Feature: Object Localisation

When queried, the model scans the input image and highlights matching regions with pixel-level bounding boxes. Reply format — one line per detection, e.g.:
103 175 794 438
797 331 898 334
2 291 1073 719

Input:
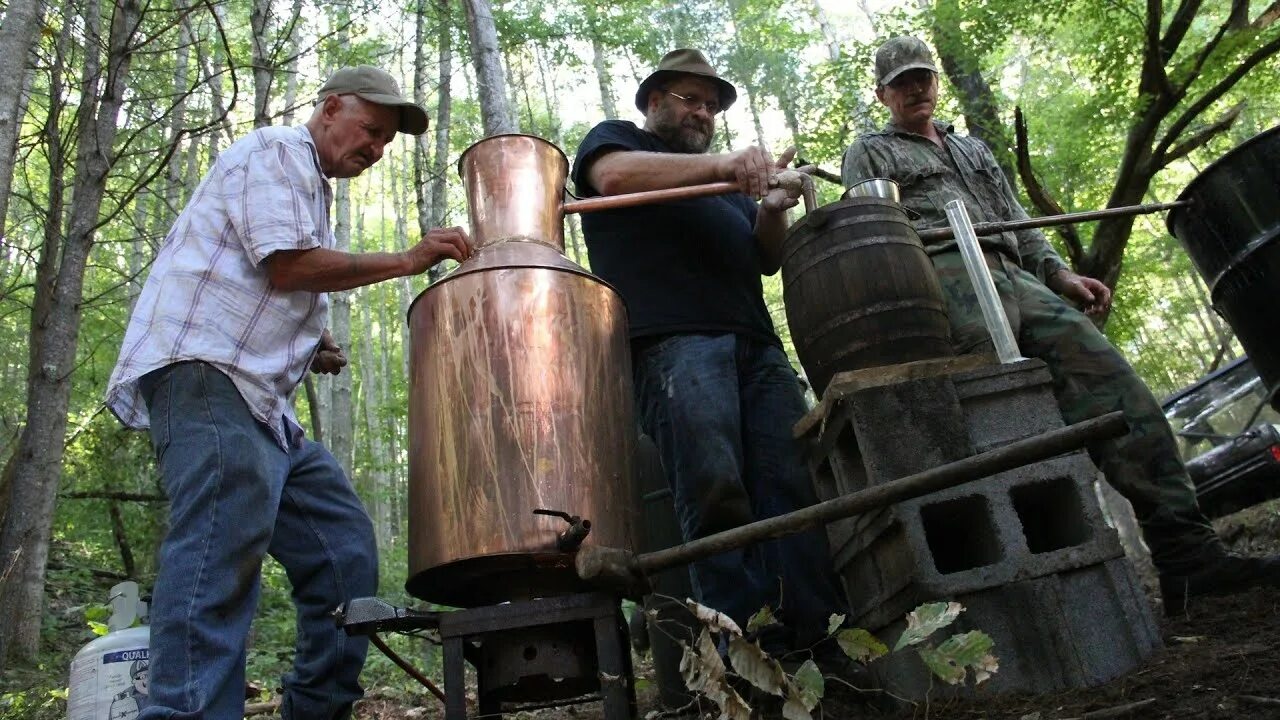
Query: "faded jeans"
633 333 848 649
137 362 377 720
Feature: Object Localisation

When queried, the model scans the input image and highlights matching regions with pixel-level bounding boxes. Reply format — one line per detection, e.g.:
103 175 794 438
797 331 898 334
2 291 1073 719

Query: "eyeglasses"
667 91 722 116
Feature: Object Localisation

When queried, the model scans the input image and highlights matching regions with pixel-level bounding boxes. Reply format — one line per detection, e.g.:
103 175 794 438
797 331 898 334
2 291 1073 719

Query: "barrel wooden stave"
782 197 953 396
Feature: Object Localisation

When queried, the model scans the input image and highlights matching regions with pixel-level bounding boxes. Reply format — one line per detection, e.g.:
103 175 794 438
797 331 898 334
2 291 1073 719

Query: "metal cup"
844 177 901 202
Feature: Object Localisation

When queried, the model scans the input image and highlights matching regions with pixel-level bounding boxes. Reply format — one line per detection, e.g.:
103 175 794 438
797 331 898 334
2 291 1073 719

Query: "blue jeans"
137 362 378 720
633 334 848 649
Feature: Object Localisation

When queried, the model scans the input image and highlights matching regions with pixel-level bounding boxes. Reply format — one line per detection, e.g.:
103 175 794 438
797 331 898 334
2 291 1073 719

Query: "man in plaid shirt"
106 66 469 720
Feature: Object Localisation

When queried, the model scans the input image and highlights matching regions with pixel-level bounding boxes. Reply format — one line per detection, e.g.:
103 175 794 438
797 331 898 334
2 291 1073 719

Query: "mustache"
681 118 711 134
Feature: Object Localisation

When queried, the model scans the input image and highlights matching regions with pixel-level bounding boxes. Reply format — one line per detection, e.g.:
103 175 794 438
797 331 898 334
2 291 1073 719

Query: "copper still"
406 135 638 607
405 135 817 606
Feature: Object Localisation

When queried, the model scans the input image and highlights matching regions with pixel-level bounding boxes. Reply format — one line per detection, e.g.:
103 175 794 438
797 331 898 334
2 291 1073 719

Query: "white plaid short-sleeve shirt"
107 125 333 450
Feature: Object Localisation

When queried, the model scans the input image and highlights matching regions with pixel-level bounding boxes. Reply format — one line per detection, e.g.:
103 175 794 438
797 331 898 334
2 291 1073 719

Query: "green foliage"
680 597 995 718
893 600 963 651
836 627 889 664
918 630 998 685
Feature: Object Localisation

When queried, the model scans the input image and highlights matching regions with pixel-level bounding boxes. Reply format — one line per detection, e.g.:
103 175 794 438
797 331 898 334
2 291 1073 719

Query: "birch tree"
0 0 44 241
462 0 517 135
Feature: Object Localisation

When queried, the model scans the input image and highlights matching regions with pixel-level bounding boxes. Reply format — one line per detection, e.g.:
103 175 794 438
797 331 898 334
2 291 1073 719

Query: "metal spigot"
533 508 593 552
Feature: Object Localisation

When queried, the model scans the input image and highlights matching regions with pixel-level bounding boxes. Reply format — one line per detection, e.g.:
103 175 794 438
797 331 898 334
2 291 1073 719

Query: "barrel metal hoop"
803 325 954 364
800 297 950 340
1207 228 1280 297
785 236 928 281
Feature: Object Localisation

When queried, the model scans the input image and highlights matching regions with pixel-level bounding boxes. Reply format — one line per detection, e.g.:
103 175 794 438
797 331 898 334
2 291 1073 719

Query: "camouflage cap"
874 36 939 86
317 65 429 135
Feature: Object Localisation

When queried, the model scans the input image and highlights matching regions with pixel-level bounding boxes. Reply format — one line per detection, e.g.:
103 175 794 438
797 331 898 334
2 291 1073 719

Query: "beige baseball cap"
317 65 429 135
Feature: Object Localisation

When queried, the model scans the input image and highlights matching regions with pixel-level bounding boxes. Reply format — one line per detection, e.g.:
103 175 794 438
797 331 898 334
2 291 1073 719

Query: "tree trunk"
412 0 435 245
931 1 1015 184
390 154 413 377
251 0 274 129
461 0 517 135
329 180 354 476
807 0 841 62
0 0 44 241
128 189 147 314
280 0 304 126
162 21 192 225
584 3 618 119
747 88 768 150
0 0 142 665
427 0 454 283
194 7 236 151
355 296 390 543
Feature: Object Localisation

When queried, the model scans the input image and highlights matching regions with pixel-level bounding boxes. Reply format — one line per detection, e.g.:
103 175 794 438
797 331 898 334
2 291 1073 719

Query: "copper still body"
406 135 637 607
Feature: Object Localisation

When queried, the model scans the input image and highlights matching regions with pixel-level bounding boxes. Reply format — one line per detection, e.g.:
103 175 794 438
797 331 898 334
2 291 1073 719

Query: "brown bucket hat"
634 49 738 114
317 65 429 136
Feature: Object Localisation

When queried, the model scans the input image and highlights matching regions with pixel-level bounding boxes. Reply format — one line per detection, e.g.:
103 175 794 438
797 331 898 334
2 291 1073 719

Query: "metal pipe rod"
562 172 818 216
370 633 447 703
917 200 1190 243
633 411 1127 575
561 181 740 214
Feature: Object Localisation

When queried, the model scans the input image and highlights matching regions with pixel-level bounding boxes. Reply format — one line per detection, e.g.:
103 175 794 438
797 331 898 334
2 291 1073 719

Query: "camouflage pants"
931 250 1218 570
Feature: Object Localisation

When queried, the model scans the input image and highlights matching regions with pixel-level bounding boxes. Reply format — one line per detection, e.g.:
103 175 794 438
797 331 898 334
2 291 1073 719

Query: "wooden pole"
633 411 1127 574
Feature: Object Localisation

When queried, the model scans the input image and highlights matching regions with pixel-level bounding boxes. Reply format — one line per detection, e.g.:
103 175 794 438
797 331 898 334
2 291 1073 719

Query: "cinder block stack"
797 357 1160 698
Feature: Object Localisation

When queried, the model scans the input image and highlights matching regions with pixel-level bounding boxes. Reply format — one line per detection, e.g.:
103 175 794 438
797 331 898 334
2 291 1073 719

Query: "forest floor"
343 501 1280 720
5 502 1279 720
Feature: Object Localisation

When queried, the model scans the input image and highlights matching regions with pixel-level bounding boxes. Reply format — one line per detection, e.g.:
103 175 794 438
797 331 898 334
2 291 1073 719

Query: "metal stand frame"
437 591 636 720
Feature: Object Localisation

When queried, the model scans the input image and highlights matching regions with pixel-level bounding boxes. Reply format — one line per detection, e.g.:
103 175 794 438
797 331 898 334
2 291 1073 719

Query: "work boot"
1158 549 1280 614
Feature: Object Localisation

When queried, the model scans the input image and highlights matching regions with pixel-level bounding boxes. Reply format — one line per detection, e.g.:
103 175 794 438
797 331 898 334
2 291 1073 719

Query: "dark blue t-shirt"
570 120 780 346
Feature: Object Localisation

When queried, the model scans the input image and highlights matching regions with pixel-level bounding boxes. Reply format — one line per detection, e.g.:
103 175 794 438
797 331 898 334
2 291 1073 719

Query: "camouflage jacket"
841 120 1068 283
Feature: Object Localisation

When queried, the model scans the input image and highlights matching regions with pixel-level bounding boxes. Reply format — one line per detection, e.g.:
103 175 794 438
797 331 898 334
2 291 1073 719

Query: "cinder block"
951 360 1065 452
801 359 1124 629
841 452 1125 630
798 358 1159 698
868 557 1159 700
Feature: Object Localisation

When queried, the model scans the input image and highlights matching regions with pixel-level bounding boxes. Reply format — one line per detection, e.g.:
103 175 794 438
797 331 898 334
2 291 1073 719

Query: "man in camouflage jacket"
842 36 1280 610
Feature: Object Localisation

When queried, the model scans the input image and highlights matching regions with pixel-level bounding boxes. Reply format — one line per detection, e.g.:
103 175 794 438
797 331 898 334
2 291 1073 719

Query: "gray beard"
648 105 714 154
657 125 713 154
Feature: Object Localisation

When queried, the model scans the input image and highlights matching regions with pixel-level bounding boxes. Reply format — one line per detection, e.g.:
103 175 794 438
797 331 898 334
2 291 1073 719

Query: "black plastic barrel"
1167 126 1280 409
781 196 954 397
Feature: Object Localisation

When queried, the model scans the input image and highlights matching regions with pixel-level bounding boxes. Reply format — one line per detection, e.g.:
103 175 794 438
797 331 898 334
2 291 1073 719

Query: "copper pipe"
562 171 817 215
561 181 740 214
917 200 1191 242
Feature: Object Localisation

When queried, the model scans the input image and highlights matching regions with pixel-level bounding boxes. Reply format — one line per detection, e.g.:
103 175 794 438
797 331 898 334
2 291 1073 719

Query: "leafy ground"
4 503 1280 720
338 502 1280 720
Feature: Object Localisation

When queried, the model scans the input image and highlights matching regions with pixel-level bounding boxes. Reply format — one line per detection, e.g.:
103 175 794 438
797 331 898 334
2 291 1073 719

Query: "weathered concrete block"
799 358 1159 698
868 557 1159 700
839 452 1126 630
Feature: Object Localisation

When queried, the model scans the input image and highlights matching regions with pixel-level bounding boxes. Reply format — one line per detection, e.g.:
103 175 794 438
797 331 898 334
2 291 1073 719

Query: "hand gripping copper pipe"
561 171 817 216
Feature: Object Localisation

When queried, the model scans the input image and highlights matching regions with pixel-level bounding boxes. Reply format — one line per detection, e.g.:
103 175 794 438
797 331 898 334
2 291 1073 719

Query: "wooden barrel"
781 196 953 396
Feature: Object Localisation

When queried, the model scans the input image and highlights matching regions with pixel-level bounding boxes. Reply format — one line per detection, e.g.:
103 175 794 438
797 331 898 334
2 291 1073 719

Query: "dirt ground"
345 502 1280 720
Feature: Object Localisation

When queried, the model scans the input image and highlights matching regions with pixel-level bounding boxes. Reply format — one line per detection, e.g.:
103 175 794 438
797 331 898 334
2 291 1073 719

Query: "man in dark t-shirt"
571 49 849 656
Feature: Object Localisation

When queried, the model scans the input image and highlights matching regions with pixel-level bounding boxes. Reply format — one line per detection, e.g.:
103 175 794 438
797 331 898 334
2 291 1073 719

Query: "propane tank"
67 581 151 720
